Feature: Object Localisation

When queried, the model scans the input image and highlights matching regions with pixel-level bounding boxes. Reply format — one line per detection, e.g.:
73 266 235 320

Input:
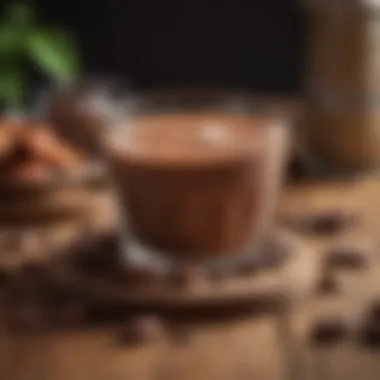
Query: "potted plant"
0 2 80 115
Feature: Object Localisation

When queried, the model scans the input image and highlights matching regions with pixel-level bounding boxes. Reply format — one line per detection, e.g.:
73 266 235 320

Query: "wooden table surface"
2 175 380 380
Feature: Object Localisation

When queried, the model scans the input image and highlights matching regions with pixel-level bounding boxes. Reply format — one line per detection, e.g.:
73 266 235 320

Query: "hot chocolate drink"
107 113 288 262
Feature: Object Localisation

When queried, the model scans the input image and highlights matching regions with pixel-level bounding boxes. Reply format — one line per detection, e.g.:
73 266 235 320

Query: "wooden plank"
0 319 283 380
2 176 380 380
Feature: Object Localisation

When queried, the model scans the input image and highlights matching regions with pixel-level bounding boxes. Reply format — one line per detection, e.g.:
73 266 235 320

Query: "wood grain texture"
1 176 380 380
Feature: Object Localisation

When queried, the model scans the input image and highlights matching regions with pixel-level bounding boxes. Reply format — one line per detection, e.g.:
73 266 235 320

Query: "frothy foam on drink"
109 114 267 166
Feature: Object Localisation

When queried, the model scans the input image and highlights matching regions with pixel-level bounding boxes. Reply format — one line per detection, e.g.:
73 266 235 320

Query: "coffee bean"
359 317 380 348
310 317 349 346
360 327 380 347
368 303 380 322
283 210 358 235
317 272 339 295
288 157 308 180
71 235 120 275
117 314 166 346
0 270 9 289
359 303 380 348
326 246 368 270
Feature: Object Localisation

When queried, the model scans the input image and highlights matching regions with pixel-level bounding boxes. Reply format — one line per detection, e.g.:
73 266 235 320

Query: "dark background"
10 0 307 93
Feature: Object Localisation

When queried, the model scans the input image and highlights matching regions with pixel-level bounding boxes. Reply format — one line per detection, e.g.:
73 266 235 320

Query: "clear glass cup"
102 90 291 273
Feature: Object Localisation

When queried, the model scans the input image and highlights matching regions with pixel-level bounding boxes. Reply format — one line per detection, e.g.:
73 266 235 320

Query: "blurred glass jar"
303 0 380 99
39 77 129 157
301 0 380 174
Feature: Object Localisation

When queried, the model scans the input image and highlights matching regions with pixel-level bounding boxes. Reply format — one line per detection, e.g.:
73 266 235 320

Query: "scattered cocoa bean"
359 303 380 348
71 234 120 275
317 272 339 295
368 302 380 322
0 270 9 289
326 246 369 270
288 157 308 180
283 210 358 235
360 326 380 348
310 316 350 346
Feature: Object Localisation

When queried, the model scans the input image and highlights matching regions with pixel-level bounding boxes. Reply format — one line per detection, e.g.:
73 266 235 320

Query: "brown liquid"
108 114 285 260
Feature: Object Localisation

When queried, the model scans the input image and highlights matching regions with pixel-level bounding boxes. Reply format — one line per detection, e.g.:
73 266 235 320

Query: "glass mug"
102 90 291 272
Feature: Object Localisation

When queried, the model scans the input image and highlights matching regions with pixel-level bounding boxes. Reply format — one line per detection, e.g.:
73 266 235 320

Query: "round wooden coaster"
50 229 321 310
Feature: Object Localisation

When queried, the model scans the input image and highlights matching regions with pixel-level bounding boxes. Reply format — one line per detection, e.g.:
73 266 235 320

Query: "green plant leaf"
26 28 79 87
0 69 23 112
0 23 29 55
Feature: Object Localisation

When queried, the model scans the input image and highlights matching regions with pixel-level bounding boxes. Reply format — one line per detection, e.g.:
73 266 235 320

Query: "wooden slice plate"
50 229 321 311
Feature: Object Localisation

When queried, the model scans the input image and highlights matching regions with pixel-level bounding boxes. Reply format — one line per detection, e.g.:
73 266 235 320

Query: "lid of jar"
306 86 380 112
300 0 380 13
